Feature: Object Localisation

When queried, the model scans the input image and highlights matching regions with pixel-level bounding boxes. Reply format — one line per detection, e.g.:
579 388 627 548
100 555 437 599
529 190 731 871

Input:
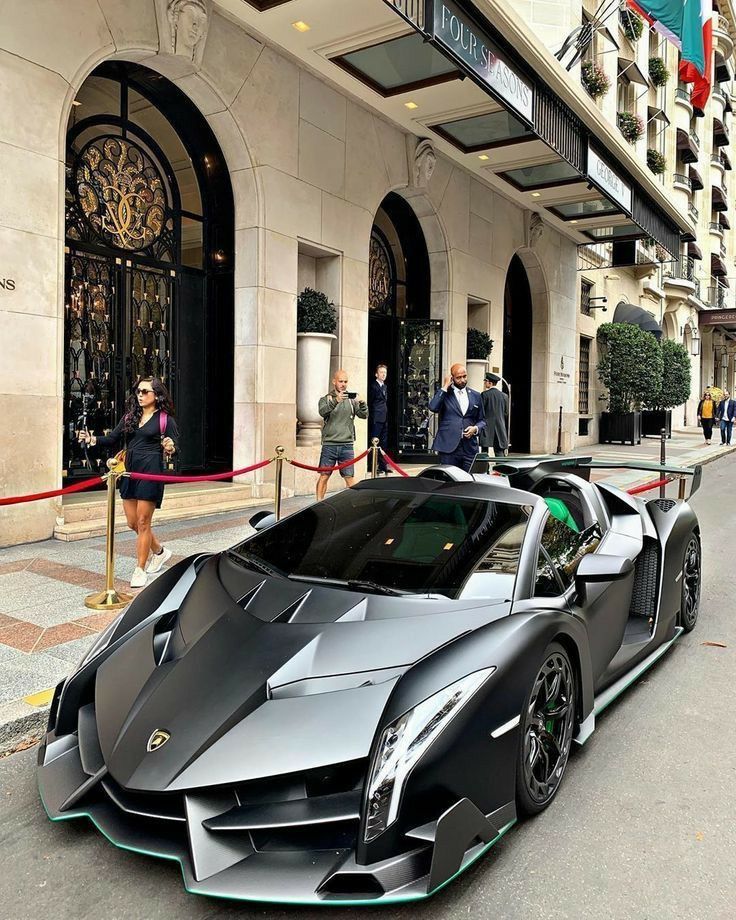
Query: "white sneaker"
146 546 172 574
130 566 148 588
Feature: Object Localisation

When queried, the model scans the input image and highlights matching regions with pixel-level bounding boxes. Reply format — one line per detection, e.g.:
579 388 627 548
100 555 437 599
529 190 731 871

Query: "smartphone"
346 391 357 399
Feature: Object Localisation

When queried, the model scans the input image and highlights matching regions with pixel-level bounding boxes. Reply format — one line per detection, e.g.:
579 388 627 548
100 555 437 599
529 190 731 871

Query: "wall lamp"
587 296 608 312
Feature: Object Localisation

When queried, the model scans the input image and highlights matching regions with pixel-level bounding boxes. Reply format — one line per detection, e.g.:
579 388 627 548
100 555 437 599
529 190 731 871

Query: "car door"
533 513 634 683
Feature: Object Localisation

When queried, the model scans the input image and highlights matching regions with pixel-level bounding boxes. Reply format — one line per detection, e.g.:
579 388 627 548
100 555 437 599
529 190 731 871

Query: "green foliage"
622 10 644 42
581 61 611 99
647 148 666 174
650 339 692 409
618 111 645 142
648 56 670 86
597 322 663 413
466 327 494 360
296 287 337 334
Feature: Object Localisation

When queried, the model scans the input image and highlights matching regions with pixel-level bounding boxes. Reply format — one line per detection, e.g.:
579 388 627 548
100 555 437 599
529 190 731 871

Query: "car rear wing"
470 454 703 499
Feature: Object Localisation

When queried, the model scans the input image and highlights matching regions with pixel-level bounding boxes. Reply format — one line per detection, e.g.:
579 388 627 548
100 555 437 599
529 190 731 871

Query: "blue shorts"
319 443 355 478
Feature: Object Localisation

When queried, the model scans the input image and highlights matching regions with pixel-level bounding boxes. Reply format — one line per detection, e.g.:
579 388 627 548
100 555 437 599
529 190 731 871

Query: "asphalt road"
1 461 735 920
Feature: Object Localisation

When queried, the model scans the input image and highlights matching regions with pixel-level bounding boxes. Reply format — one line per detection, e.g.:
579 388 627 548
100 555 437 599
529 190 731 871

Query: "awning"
618 57 648 86
713 117 730 147
677 127 699 163
711 253 729 277
712 184 728 211
722 150 733 170
715 55 732 84
613 302 662 339
689 165 704 190
688 242 703 260
647 105 670 126
720 213 731 230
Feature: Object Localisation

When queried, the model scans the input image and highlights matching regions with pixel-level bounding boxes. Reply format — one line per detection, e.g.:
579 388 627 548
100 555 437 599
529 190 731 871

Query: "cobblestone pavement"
0 426 732 741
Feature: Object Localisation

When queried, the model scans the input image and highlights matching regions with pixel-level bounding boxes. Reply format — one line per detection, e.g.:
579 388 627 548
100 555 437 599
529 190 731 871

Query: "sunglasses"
136 387 154 395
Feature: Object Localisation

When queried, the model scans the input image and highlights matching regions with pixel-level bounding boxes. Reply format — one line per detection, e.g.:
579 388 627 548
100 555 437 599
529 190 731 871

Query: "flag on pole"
626 1 712 110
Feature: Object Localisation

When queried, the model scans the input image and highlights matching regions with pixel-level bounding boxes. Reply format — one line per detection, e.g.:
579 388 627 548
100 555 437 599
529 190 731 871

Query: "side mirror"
249 510 276 531
575 553 634 592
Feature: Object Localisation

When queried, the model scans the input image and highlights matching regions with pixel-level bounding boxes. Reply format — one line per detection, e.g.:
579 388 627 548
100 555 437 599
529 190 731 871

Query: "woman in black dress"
79 377 179 588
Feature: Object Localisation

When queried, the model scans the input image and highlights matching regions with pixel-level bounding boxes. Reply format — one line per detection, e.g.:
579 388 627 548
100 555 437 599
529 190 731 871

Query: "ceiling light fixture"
292 20 311 32
478 154 489 160
531 191 541 197
72 100 82 107
404 101 419 110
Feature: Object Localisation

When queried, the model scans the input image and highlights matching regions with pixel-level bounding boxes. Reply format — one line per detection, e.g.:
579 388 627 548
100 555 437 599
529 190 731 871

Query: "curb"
1 444 733 757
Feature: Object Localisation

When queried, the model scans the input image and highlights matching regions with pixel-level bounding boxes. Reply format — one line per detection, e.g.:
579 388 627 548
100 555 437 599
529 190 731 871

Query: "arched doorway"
503 254 533 453
63 61 234 480
368 193 441 461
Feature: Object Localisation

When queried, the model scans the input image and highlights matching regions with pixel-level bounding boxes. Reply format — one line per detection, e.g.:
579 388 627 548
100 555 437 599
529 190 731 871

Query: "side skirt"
573 626 683 747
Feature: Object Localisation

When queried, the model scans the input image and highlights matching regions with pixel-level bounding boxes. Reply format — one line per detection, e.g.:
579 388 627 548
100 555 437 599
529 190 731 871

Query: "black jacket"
480 386 509 450
368 379 388 424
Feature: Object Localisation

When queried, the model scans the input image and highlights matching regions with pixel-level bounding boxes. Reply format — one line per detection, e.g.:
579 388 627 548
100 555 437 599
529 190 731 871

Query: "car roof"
352 476 541 507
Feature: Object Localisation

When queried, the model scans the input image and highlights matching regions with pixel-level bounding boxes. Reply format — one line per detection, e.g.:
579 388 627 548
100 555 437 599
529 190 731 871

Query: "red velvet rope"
0 475 104 506
380 450 410 477
127 458 273 483
627 477 673 496
289 448 370 473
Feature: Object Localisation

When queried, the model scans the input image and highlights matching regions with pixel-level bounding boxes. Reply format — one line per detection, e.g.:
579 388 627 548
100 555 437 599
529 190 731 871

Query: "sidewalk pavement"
1 425 732 753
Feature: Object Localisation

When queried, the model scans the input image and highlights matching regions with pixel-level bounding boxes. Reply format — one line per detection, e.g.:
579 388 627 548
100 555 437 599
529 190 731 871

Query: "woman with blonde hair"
696 389 716 446
79 377 179 587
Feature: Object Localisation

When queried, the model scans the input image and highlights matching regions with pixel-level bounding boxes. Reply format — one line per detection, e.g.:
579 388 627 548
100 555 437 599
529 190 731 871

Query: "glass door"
396 318 442 461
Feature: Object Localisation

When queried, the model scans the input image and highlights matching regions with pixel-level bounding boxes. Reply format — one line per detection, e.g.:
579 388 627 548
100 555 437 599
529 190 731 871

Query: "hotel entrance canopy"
376 0 687 260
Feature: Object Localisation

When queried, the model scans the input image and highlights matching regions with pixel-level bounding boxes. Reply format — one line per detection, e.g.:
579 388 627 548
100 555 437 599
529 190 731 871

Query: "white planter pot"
466 359 488 392
296 332 336 445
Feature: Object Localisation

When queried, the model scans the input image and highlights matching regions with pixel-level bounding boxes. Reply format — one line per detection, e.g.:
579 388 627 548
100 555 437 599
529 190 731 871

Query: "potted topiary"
622 9 643 42
647 148 666 174
296 287 338 445
581 61 611 99
618 111 645 143
648 56 670 86
642 339 692 437
466 327 494 391
597 321 664 444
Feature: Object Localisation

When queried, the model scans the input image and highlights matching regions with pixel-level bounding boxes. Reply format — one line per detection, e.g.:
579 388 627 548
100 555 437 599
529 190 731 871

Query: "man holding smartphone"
316 369 368 500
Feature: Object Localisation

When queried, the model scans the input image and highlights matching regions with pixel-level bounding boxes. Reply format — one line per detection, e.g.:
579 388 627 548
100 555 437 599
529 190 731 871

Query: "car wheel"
516 642 576 817
679 533 701 633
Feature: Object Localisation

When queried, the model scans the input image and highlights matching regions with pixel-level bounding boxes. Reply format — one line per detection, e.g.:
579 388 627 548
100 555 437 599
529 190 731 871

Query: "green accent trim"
39 774 516 906
594 627 683 717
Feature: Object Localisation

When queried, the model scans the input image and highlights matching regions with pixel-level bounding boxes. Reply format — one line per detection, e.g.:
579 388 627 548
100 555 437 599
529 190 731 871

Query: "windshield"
232 489 530 599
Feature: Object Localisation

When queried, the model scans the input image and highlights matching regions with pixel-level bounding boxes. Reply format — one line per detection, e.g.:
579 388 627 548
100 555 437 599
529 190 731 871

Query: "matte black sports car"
38 457 703 905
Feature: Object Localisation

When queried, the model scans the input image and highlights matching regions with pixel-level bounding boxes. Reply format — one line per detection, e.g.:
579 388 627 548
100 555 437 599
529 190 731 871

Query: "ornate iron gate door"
396 318 442 461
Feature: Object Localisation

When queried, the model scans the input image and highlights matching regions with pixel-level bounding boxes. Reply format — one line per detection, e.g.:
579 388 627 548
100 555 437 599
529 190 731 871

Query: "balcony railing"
690 128 700 146
689 203 699 222
712 152 725 166
665 255 696 282
382 0 424 28
673 172 693 190
717 14 730 34
675 87 691 103
710 220 724 234
708 285 728 308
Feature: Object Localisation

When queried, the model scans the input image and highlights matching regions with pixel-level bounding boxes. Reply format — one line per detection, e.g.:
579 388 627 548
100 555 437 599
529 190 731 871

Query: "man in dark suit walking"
428 363 486 472
716 390 736 445
480 372 509 457
368 364 389 474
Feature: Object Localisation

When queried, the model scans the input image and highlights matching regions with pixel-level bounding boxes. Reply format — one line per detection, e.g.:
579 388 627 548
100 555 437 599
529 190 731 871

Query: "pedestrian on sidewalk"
716 390 736 446
79 376 178 588
697 390 717 445
480 372 509 457
316 369 368 500
368 363 390 475
429 363 486 472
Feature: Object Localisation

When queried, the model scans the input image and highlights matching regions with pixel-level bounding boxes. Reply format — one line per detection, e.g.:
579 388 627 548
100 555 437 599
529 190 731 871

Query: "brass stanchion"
370 437 380 479
85 459 133 610
678 477 686 500
274 445 286 521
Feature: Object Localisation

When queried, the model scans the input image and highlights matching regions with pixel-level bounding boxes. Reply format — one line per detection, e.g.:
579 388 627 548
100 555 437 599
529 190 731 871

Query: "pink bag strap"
159 410 168 437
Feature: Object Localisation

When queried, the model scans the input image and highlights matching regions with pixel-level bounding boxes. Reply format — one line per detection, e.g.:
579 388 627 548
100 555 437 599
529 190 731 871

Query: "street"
1 460 734 920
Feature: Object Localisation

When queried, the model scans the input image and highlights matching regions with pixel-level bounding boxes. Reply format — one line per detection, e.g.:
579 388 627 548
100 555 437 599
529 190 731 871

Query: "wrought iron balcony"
688 203 699 223
673 173 693 190
675 87 691 103
708 285 727 308
710 220 724 234
690 128 700 147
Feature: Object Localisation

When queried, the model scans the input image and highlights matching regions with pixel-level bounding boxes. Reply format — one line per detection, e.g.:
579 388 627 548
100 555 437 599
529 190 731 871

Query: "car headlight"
74 613 124 673
364 667 495 842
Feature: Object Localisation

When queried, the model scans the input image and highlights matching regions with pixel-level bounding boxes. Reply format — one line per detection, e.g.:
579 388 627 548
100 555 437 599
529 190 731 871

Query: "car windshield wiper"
229 550 285 579
346 579 412 597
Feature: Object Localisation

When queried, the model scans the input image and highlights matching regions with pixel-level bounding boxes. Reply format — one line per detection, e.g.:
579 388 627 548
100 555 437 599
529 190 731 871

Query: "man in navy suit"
716 390 736 445
428 363 486 472
368 364 389 474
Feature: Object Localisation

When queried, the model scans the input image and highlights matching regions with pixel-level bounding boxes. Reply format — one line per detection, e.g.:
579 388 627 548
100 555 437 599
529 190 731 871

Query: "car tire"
515 642 576 817
678 532 701 633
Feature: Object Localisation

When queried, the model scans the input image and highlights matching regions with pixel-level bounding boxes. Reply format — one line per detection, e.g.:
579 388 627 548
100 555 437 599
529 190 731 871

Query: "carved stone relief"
407 138 437 189
156 0 211 66
524 211 545 248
